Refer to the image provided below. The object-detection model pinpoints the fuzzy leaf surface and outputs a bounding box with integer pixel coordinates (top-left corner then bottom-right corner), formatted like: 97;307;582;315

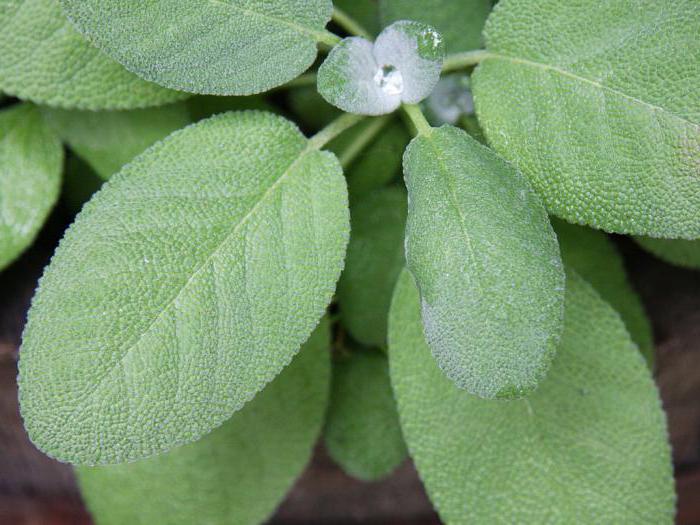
472;0;700;238
403;126;564;398
324;348;406;481
43;103;191;180
389;269;675;524
60;0;334;95
19;111;349;465
0;104;63;270
0;0;186;110
78;319;330;525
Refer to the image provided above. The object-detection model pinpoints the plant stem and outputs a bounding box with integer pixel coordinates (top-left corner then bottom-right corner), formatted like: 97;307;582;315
442;50;491;72
317;29;343;49
402;104;433;137
332;6;372;40
308;112;366;150
337;115;391;168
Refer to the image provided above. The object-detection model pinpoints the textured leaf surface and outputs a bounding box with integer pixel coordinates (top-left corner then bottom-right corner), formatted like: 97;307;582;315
337;186;407;346
0;104;63;271
318;21;445;115
324;348;406;481
78;319;330;525
43;104;191;180
552;219;654;365
379;0;491;53
472;0;700;238
403;126;564;398
389;269;675;524
60;0;334;96
635;236;700;270
19;111;349;465
0;0;186;110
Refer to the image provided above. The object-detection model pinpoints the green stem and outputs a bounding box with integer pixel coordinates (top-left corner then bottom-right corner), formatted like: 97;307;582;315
337;115;391;168
442;50;491;72
317;29;343;49
332;6;372;40
308;112;366;150
402;104;433;137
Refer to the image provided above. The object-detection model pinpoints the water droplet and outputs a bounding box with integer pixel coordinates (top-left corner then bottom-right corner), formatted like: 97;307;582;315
373;65;404;96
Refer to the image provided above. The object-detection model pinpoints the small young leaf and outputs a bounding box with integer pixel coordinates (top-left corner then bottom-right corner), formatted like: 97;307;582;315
0;104;63;271
552;218;654;366
0;0;186;110
379;0;491;53
19;111;349;465
333;0;381;36
43;103;191;180
337;186;407;347
635;237;700;270
472;0;700;238
423;74;474;127
77;318;330;525
324;347;407;481
318;21;445;115
60;0;335;95
403;126;564;398
389;269;675;524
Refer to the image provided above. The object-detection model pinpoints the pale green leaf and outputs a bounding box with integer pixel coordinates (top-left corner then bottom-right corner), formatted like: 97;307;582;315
379;0;491;53
472;0;700;238
43;103;191;180
18;111;349;465
324;347;406;481
403;125;564;398
389;269;675;524
0;104;63;271
60;0;335;95
552;218;654;367
333;0;380;36
0;0;186;110
635;236;700;270
318;21;445;115
78;318;331;525
337;186;407;346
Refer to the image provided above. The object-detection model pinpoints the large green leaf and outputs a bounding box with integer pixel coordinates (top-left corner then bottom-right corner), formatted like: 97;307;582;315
0;104;63;271
379;0;491;53
552;219;654;366
389;269;675;524
403;125;564;398
43;104;191;180
19;111;349;465
337;186;407;347
0;0;186;110
60;0;335;95
472;0;700;239
324;347;406;481
78;318;330;525
635;236;700;270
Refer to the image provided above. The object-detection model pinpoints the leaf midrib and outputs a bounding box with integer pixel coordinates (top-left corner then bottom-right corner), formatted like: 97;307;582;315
486;52;699;130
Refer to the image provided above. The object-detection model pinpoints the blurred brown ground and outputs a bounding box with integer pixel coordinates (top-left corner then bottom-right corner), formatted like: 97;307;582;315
1;206;699;525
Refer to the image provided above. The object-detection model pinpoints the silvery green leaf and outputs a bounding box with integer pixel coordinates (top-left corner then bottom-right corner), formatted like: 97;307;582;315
18;111;349;465
423;73;474;126
318;21;444;115
403;125;564;398
59;0;335;95
635;236;700;270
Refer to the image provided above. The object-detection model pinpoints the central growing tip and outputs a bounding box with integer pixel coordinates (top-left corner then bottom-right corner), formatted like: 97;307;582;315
373;65;404;96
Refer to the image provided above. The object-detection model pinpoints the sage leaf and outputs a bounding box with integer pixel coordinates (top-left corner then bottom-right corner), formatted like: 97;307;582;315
380;0;491;53
43;103;191;180
472;0;700;238
389;269;675;524
19;111;350;465
60;0;335;96
324;347;407;481
0;0;186;110
318;21;445;115
337;186;407;347
77;318;330;525
552;219;654;366
0;104;63;271
635;237;700;270
403;126;564;398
